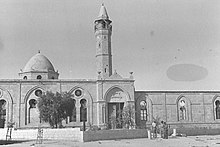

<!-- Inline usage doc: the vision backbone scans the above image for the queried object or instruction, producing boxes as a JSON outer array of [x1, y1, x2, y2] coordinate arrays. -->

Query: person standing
[[163, 121, 168, 139], [151, 121, 157, 139], [160, 121, 164, 138]]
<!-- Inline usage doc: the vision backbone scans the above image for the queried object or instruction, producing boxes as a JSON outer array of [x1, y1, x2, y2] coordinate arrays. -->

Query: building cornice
[[135, 90, 220, 93]]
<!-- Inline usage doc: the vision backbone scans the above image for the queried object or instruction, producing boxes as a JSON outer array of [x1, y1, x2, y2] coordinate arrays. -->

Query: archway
[[0, 89, 13, 128], [68, 87, 93, 126], [215, 100, 220, 119], [176, 96, 192, 121], [213, 96, 220, 120], [105, 87, 128, 129], [25, 88, 43, 126], [135, 94, 153, 128]]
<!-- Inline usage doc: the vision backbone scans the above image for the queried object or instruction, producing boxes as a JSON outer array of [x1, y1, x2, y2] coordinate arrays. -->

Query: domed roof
[[23, 52, 55, 72]]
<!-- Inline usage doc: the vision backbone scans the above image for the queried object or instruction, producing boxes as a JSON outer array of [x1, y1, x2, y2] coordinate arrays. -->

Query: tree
[[121, 104, 135, 129], [37, 91, 73, 128]]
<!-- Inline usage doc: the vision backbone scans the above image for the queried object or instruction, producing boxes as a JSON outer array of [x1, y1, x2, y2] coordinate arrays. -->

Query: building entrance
[[108, 102, 124, 129]]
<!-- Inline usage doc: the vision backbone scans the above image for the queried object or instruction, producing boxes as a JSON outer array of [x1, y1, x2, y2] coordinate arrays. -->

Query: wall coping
[[136, 90, 220, 93]]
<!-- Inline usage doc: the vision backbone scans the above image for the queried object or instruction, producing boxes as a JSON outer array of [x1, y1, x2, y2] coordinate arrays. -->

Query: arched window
[[177, 96, 190, 121], [70, 99, 76, 122], [28, 99, 37, 123], [80, 99, 87, 122], [214, 98, 220, 119], [0, 100, 6, 128], [140, 101, 147, 121], [37, 75, 42, 79], [23, 76, 27, 80], [101, 21, 106, 28], [179, 100, 186, 120]]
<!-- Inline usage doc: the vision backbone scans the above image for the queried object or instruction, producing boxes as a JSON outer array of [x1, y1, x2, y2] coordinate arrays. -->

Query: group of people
[[151, 120, 168, 139]]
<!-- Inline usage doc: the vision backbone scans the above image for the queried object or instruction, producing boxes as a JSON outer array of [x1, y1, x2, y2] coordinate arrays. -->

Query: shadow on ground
[[0, 140, 30, 145]]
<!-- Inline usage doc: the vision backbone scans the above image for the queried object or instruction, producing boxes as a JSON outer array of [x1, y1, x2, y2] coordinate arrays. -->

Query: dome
[[23, 52, 55, 72]]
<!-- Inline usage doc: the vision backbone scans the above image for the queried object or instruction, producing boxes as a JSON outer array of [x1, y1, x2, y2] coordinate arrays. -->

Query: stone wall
[[83, 129, 148, 142], [0, 128, 83, 141], [0, 78, 134, 129], [135, 91, 220, 129]]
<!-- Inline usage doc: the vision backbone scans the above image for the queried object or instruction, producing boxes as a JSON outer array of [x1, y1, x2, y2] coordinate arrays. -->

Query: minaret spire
[[96, 3, 110, 21], [94, 4, 113, 79]]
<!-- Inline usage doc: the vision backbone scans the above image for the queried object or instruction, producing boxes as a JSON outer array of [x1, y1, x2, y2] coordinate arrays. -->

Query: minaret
[[94, 4, 112, 79]]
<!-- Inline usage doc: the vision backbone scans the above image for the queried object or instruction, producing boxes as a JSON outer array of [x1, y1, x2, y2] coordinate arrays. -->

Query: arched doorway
[[0, 100, 6, 128], [108, 102, 124, 129], [105, 87, 128, 129]]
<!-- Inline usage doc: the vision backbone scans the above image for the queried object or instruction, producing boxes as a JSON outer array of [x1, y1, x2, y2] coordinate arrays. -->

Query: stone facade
[[0, 77, 134, 128], [0, 4, 220, 130], [135, 91, 220, 129], [0, 5, 135, 129]]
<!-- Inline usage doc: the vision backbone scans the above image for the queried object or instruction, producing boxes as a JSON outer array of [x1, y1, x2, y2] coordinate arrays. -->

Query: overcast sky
[[0, 0, 220, 90]]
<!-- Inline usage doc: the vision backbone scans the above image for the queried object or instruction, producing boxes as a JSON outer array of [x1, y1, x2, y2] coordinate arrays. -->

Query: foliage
[[108, 104, 136, 129], [61, 92, 75, 117], [121, 104, 135, 129], [37, 91, 73, 128], [152, 116, 161, 126]]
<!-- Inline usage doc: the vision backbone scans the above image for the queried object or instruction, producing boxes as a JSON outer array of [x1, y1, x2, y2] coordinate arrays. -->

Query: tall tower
[[94, 4, 112, 79]]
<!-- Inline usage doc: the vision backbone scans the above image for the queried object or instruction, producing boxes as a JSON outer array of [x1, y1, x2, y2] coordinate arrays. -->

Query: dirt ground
[[1, 135, 220, 147]]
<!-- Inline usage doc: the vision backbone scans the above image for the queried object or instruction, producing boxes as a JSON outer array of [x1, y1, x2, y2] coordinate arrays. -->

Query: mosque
[[0, 4, 220, 129]]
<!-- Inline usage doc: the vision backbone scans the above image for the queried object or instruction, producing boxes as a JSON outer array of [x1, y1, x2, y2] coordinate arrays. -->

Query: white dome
[[23, 53, 55, 72]]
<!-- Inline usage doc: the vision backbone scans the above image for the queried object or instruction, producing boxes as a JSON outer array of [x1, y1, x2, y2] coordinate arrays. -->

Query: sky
[[0, 0, 220, 91]]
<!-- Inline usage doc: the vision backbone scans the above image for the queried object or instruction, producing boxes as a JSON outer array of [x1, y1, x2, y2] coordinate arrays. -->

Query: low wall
[[0, 128, 83, 142], [83, 129, 148, 142], [169, 123, 220, 136], [1, 127, 219, 142], [146, 122, 220, 136], [176, 128, 220, 136]]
